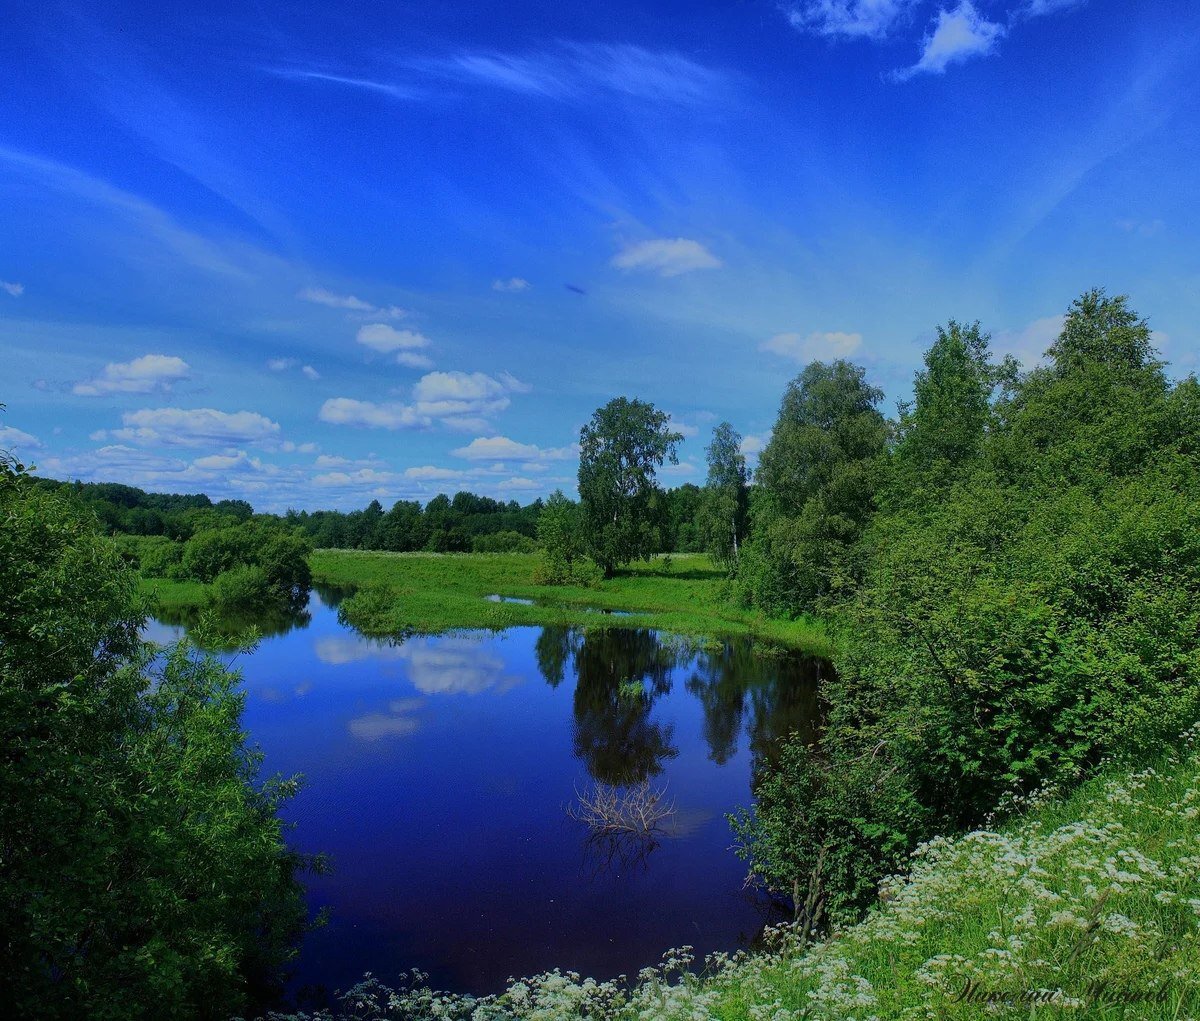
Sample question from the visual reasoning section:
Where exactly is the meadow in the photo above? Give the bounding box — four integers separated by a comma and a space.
142, 549, 833, 654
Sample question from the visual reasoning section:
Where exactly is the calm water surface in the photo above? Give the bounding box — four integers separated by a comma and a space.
149, 592, 828, 998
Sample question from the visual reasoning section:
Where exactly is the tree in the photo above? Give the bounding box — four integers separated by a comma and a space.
577, 398, 683, 578
534, 490, 585, 583
741, 360, 887, 613
888, 320, 1008, 504
0, 456, 308, 1019
701, 422, 749, 570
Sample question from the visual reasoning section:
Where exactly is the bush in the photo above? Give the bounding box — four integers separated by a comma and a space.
210, 564, 273, 610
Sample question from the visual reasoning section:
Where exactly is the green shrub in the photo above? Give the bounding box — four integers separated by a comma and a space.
209, 564, 273, 609
472, 530, 537, 553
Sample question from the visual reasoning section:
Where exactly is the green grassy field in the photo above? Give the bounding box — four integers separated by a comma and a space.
306, 549, 832, 653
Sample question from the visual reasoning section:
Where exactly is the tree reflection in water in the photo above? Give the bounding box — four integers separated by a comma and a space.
535, 626, 825, 784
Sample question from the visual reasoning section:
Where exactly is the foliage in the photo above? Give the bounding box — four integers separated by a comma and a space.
472, 530, 537, 553
701, 421, 749, 571
577, 397, 683, 577
0, 460, 308, 1020
737, 290, 1200, 924
210, 563, 274, 609
741, 360, 888, 614
534, 489, 588, 584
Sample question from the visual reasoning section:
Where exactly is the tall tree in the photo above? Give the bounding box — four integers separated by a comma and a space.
577, 398, 682, 578
742, 360, 887, 612
702, 421, 749, 570
889, 320, 1006, 502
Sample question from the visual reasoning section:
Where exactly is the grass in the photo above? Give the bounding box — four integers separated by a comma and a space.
307, 549, 832, 654
137, 576, 208, 612
270, 726, 1200, 1020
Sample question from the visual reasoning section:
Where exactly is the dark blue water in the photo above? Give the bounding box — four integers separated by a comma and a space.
148, 593, 826, 999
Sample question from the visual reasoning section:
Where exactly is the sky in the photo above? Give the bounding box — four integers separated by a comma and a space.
1, 0, 1198, 512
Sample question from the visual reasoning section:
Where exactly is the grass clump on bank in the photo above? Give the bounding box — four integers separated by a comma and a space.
262, 729, 1200, 1020
306, 549, 831, 654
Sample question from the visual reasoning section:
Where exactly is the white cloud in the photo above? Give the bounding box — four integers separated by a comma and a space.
666, 414, 699, 438
420, 43, 728, 108
299, 286, 406, 318
404, 465, 468, 481
661, 461, 698, 477
72, 354, 191, 397
312, 467, 399, 487
492, 277, 530, 292
112, 406, 282, 447
396, 351, 435, 369
495, 476, 541, 491
1011, 0, 1086, 21
739, 433, 767, 457
451, 436, 541, 460
319, 397, 426, 430
993, 314, 1064, 367
267, 357, 296, 371
302, 365, 321, 380
497, 371, 532, 393
348, 712, 421, 741
1, 281, 23, 297
761, 330, 863, 362
895, 2, 1005, 80
783, 0, 921, 39
612, 237, 721, 277
356, 323, 431, 353
0, 425, 42, 450
321, 371, 526, 433
281, 440, 318, 454
412, 371, 513, 427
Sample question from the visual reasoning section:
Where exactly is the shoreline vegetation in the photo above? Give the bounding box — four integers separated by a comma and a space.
141, 549, 833, 654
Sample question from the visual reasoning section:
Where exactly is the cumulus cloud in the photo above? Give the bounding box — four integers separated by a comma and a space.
492, 277, 530, 292
356, 323, 432, 355
396, 351, 435, 369
267, 357, 296, 371
404, 465, 468, 481
1, 281, 23, 297
761, 330, 863, 362
72, 354, 191, 397
321, 371, 527, 433
451, 436, 541, 460
783, 0, 921, 39
0, 425, 42, 450
318, 398, 426, 429
111, 406, 282, 447
302, 365, 321, 380
299, 286, 406, 319
894, 2, 1005, 80
312, 467, 399, 487
612, 237, 721, 277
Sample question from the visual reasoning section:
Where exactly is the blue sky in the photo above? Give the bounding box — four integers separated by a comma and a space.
2, 0, 1198, 511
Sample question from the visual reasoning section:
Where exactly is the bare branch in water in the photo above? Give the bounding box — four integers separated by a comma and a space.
566, 781, 678, 838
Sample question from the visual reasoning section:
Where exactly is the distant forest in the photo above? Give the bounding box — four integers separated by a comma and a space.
27, 476, 710, 555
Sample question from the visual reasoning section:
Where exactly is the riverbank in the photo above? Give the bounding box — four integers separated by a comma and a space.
305, 549, 831, 653
267, 728, 1200, 1020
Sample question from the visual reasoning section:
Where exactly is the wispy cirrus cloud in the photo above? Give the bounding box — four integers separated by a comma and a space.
782, 0, 921, 40
274, 42, 730, 110
72, 354, 191, 397
299, 286, 407, 319
612, 238, 721, 277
